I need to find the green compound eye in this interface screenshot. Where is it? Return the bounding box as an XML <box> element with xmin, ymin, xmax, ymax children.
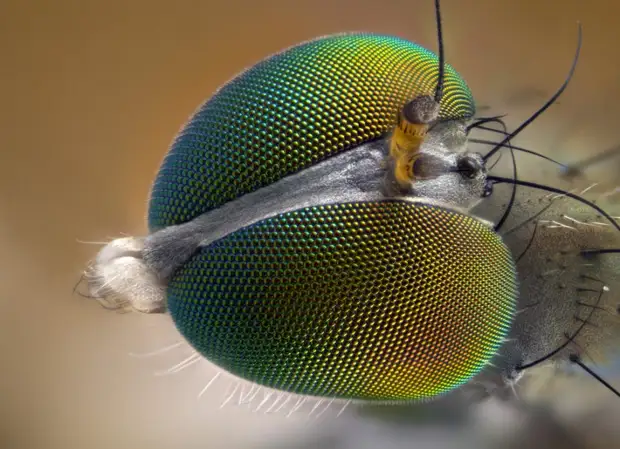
<box><xmin>167</xmin><ymin>201</ymin><xmax>518</xmax><ymax>402</ymax></box>
<box><xmin>148</xmin><ymin>33</ymin><xmax>475</xmax><ymax>232</ymax></box>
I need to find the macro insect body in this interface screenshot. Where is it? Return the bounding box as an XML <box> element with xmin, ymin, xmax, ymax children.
<box><xmin>82</xmin><ymin>0</ymin><xmax>620</xmax><ymax>407</ymax></box>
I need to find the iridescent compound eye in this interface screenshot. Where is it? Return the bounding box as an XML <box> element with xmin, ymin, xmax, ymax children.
<box><xmin>147</xmin><ymin>33</ymin><xmax>475</xmax><ymax>232</ymax></box>
<box><xmin>166</xmin><ymin>201</ymin><xmax>518</xmax><ymax>402</ymax></box>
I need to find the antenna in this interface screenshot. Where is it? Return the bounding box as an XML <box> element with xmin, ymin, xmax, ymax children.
<box><xmin>570</xmin><ymin>354</ymin><xmax>620</xmax><ymax>397</ymax></box>
<box><xmin>485</xmin><ymin>175</ymin><xmax>620</xmax><ymax>232</ymax></box>
<box><xmin>483</xmin><ymin>23</ymin><xmax>583</xmax><ymax>162</ymax></box>
<box><xmin>434</xmin><ymin>0</ymin><xmax>445</xmax><ymax>104</ymax></box>
<box><xmin>561</xmin><ymin>145</ymin><xmax>620</xmax><ymax>178</ymax></box>
<box><xmin>389</xmin><ymin>0</ymin><xmax>446</xmax><ymax>187</ymax></box>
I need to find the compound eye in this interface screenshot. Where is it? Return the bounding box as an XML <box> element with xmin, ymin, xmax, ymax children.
<box><xmin>166</xmin><ymin>201</ymin><xmax>518</xmax><ymax>402</ymax></box>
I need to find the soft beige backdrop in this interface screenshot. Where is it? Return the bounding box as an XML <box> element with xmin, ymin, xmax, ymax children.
<box><xmin>1</xmin><ymin>0</ymin><xmax>619</xmax><ymax>448</ymax></box>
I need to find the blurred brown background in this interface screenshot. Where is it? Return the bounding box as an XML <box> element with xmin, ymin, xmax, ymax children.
<box><xmin>1</xmin><ymin>0</ymin><xmax>619</xmax><ymax>448</ymax></box>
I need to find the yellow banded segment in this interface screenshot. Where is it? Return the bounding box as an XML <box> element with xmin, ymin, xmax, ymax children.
<box><xmin>390</xmin><ymin>112</ymin><xmax>430</xmax><ymax>186</ymax></box>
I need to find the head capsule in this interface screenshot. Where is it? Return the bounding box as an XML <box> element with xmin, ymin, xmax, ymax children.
<box><xmin>88</xmin><ymin>15</ymin><xmax>518</xmax><ymax>405</ymax></box>
<box><xmin>147</xmin><ymin>30</ymin><xmax>514</xmax><ymax>403</ymax></box>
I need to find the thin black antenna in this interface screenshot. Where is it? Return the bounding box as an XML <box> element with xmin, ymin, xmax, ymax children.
<box><xmin>486</xmin><ymin>175</ymin><xmax>620</xmax><ymax>232</ymax></box>
<box><xmin>581</xmin><ymin>249</ymin><xmax>620</xmax><ymax>256</ymax></box>
<box><xmin>434</xmin><ymin>0</ymin><xmax>445</xmax><ymax>104</ymax></box>
<box><xmin>502</xmin><ymin>202</ymin><xmax>555</xmax><ymax>236</ymax></box>
<box><xmin>561</xmin><ymin>145</ymin><xmax>620</xmax><ymax>177</ymax></box>
<box><xmin>483</xmin><ymin>23</ymin><xmax>583</xmax><ymax>162</ymax></box>
<box><xmin>469</xmin><ymin>123</ymin><xmax>510</xmax><ymax>136</ymax></box>
<box><xmin>488</xmin><ymin>152</ymin><xmax>504</xmax><ymax>170</ymax></box>
<box><xmin>570</xmin><ymin>354</ymin><xmax>620</xmax><ymax>397</ymax></box>
<box><xmin>486</xmin><ymin>121</ymin><xmax>517</xmax><ymax>232</ymax></box>
<box><xmin>470</xmin><ymin>138</ymin><xmax>567</xmax><ymax>168</ymax></box>
<box><xmin>514</xmin><ymin>220</ymin><xmax>540</xmax><ymax>263</ymax></box>
<box><xmin>466</xmin><ymin>115</ymin><xmax>508</xmax><ymax>133</ymax></box>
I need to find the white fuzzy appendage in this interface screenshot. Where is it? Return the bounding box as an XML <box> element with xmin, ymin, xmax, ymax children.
<box><xmin>83</xmin><ymin>237</ymin><xmax>166</xmax><ymax>313</ymax></box>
